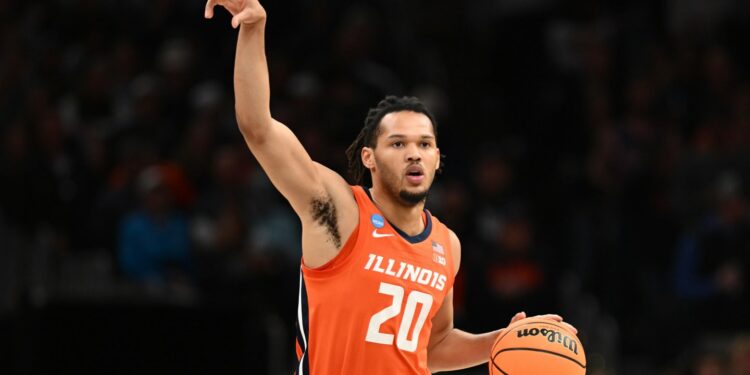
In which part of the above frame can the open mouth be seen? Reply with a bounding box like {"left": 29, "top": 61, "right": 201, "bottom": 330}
{"left": 405, "top": 165, "right": 425, "bottom": 184}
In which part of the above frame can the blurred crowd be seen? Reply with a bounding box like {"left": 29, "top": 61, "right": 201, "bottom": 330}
{"left": 1, "top": 0, "right": 749, "bottom": 374}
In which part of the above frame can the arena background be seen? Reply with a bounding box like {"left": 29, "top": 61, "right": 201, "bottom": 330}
{"left": 1, "top": 0, "right": 749, "bottom": 374}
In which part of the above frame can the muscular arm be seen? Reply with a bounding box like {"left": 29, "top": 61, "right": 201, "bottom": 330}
{"left": 205, "top": 1, "right": 357, "bottom": 267}
{"left": 228, "top": 6, "right": 323, "bottom": 215}
{"left": 427, "top": 289, "right": 503, "bottom": 372}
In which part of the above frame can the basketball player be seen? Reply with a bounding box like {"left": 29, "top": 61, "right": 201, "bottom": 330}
{"left": 204, "top": 0, "right": 577, "bottom": 373}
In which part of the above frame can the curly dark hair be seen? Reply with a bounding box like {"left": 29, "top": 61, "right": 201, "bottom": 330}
{"left": 345, "top": 96, "right": 443, "bottom": 186}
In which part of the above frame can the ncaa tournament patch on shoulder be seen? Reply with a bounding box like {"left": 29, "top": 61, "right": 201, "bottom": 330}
{"left": 371, "top": 214, "right": 385, "bottom": 228}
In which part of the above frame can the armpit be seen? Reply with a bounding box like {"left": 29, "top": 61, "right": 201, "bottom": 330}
{"left": 311, "top": 195, "right": 342, "bottom": 249}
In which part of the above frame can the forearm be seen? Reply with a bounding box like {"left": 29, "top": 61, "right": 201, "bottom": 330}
{"left": 428, "top": 328, "right": 501, "bottom": 373}
{"left": 234, "top": 21, "right": 273, "bottom": 139}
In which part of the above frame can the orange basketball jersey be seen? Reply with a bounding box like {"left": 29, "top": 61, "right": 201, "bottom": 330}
{"left": 295, "top": 186, "right": 456, "bottom": 374}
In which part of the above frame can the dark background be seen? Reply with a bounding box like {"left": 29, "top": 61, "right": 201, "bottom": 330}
{"left": 1, "top": 0, "right": 749, "bottom": 374}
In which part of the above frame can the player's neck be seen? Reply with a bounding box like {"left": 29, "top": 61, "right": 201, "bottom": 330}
{"left": 369, "top": 187, "right": 426, "bottom": 236}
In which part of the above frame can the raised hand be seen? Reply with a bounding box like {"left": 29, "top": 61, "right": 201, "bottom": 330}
{"left": 204, "top": 0, "right": 266, "bottom": 28}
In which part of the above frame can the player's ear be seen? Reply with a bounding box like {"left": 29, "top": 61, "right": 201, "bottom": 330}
{"left": 361, "top": 147, "right": 375, "bottom": 169}
{"left": 434, "top": 147, "right": 441, "bottom": 171}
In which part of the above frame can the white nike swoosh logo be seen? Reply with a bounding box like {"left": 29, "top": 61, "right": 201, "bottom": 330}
{"left": 372, "top": 229, "right": 394, "bottom": 238}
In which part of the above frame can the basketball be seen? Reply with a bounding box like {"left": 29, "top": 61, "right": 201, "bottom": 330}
{"left": 489, "top": 317, "right": 586, "bottom": 375}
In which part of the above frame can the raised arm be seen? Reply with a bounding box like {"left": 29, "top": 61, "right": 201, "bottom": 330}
{"left": 204, "top": 0, "right": 315, "bottom": 213}
{"left": 204, "top": 1, "right": 357, "bottom": 267}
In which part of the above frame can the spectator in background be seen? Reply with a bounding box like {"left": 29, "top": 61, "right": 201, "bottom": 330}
{"left": 689, "top": 349, "right": 728, "bottom": 375}
{"left": 0, "top": 211, "right": 21, "bottom": 315}
{"left": 1, "top": 0, "right": 749, "bottom": 372}
{"left": 191, "top": 145, "right": 250, "bottom": 255}
{"left": 730, "top": 335, "right": 750, "bottom": 375}
{"left": 89, "top": 138, "right": 157, "bottom": 252}
{"left": 118, "top": 165, "right": 192, "bottom": 286}
{"left": 487, "top": 206, "right": 551, "bottom": 308}
{"left": 676, "top": 336, "right": 750, "bottom": 375}
{"left": 190, "top": 144, "right": 253, "bottom": 298}
{"left": 0, "top": 122, "right": 35, "bottom": 235}
{"left": 674, "top": 170, "right": 748, "bottom": 331}
{"left": 467, "top": 203, "right": 553, "bottom": 331}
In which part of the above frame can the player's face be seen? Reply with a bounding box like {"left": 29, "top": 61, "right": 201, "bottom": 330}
{"left": 365, "top": 111, "right": 440, "bottom": 206}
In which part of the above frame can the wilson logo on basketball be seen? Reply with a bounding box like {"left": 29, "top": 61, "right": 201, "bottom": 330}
{"left": 516, "top": 328, "right": 579, "bottom": 355}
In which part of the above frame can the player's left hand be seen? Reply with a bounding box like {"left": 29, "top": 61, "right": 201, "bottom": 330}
{"left": 507, "top": 311, "right": 578, "bottom": 335}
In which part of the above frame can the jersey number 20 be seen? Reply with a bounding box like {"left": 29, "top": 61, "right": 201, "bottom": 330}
{"left": 365, "top": 282, "right": 433, "bottom": 352}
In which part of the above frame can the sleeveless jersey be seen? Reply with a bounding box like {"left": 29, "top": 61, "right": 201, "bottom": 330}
{"left": 295, "top": 186, "right": 456, "bottom": 374}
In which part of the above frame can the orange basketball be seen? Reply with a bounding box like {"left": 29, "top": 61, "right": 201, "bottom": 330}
{"left": 489, "top": 317, "right": 586, "bottom": 375}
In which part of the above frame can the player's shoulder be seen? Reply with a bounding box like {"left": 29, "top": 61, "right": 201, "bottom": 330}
{"left": 427, "top": 213, "right": 461, "bottom": 252}
{"left": 313, "top": 162, "right": 352, "bottom": 194}
{"left": 428, "top": 213, "right": 458, "bottom": 238}
{"left": 430, "top": 220, "right": 461, "bottom": 274}
{"left": 446, "top": 228, "right": 461, "bottom": 273}
{"left": 446, "top": 228, "right": 460, "bottom": 253}
{"left": 310, "top": 162, "right": 357, "bottom": 210}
